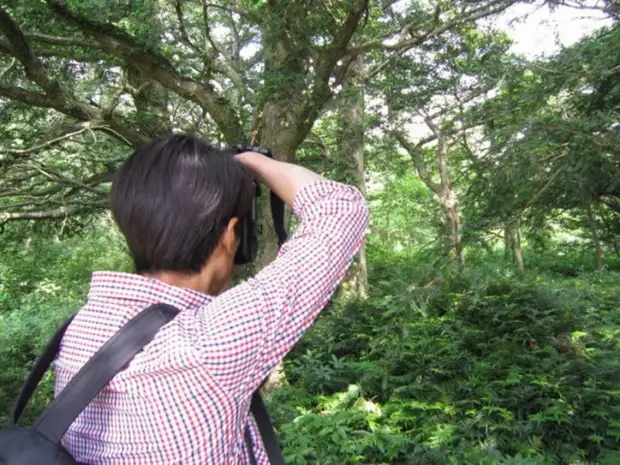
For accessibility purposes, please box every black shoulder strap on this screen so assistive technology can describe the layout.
[10,303,179,445]
[10,316,75,426]
[251,391,286,465]
[34,303,179,443]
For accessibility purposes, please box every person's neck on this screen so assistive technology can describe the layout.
[145,269,221,296]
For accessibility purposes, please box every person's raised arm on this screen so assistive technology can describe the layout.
[192,153,369,396]
[234,151,325,207]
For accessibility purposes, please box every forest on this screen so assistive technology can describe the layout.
[1,0,620,463]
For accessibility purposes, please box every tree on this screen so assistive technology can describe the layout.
[336,57,368,296]
[394,119,466,267]
[380,22,512,267]
[1,0,538,266]
[468,22,620,269]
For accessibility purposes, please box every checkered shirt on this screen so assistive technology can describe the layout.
[53,180,369,464]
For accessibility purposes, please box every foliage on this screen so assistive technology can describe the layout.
[0,0,527,230]
[0,217,131,425]
[465,24,620,241]
[270,247,620,464]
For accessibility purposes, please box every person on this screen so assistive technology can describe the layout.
[52,133,369,464]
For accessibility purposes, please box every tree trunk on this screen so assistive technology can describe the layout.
[424,119,464,269]
[504,227,512,262]
[238,0,369,390]
[253,106,301,394]
[513,226,524,274]
[442,190,464,268]
[338,58,368,298]
[586,204,604,272]
[505,220,524,273]
[602,212,620,257]
[254,102,302,269]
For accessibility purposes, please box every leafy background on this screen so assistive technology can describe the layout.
[1,0,620,464]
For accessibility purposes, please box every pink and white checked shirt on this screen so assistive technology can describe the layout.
[53,180,369,464]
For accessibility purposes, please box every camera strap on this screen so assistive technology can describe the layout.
[270,191,287,247]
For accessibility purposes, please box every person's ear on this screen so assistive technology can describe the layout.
[221,217,239,256]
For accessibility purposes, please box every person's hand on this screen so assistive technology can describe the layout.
[235,151,267,183]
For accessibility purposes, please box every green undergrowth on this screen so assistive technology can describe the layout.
[0,220,131,425]
[268,247,620,464]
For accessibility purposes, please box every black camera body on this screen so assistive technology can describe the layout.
[234,178,261,265]
[230,145,282,265]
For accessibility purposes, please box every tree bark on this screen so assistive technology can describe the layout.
[250,0,368,271]
[602,211,620,257]
[513,225,524,274]
[338,58,368,298]
[442,188,464,268]
[239,1,368,392]
[586,204,604,272]
[504,220,524,273]
[504,227,512,262]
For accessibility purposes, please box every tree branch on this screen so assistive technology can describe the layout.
[0,8,62,94]
[1,123,96,156]
[47,0,247,144]
[12,162,107,196]
[352,1,442,55]
[362,0,512,79]
[199,13,255,103]
[300,0,369,137]
[0,8,147,148]
[393,130,441,193]
[0,83,144,147]
[0,84,57,107]
[392,0,509,51]
[0,183,62,199]
[203,2,258,22]
[0,56,15,81]
[425,117,450,193]
[0,202,107,224]
[522,167,564,212]
[27,33,97,48]
[1,35,115,62]
[173,0,205,56]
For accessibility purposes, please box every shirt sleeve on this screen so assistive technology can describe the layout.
[192,180,369,395]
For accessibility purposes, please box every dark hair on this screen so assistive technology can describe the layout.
[110,133,254,274]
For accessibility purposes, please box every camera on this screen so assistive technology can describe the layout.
[234,178,261,265]
[228,145,287,265]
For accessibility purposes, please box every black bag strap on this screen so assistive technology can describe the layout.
[34,303,179,443]
[10,316,75,426]
[9,303,178,444]
[270,191,287,247]
[251,391,286,465]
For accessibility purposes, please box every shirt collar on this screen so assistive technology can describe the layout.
[87,271,211,314]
